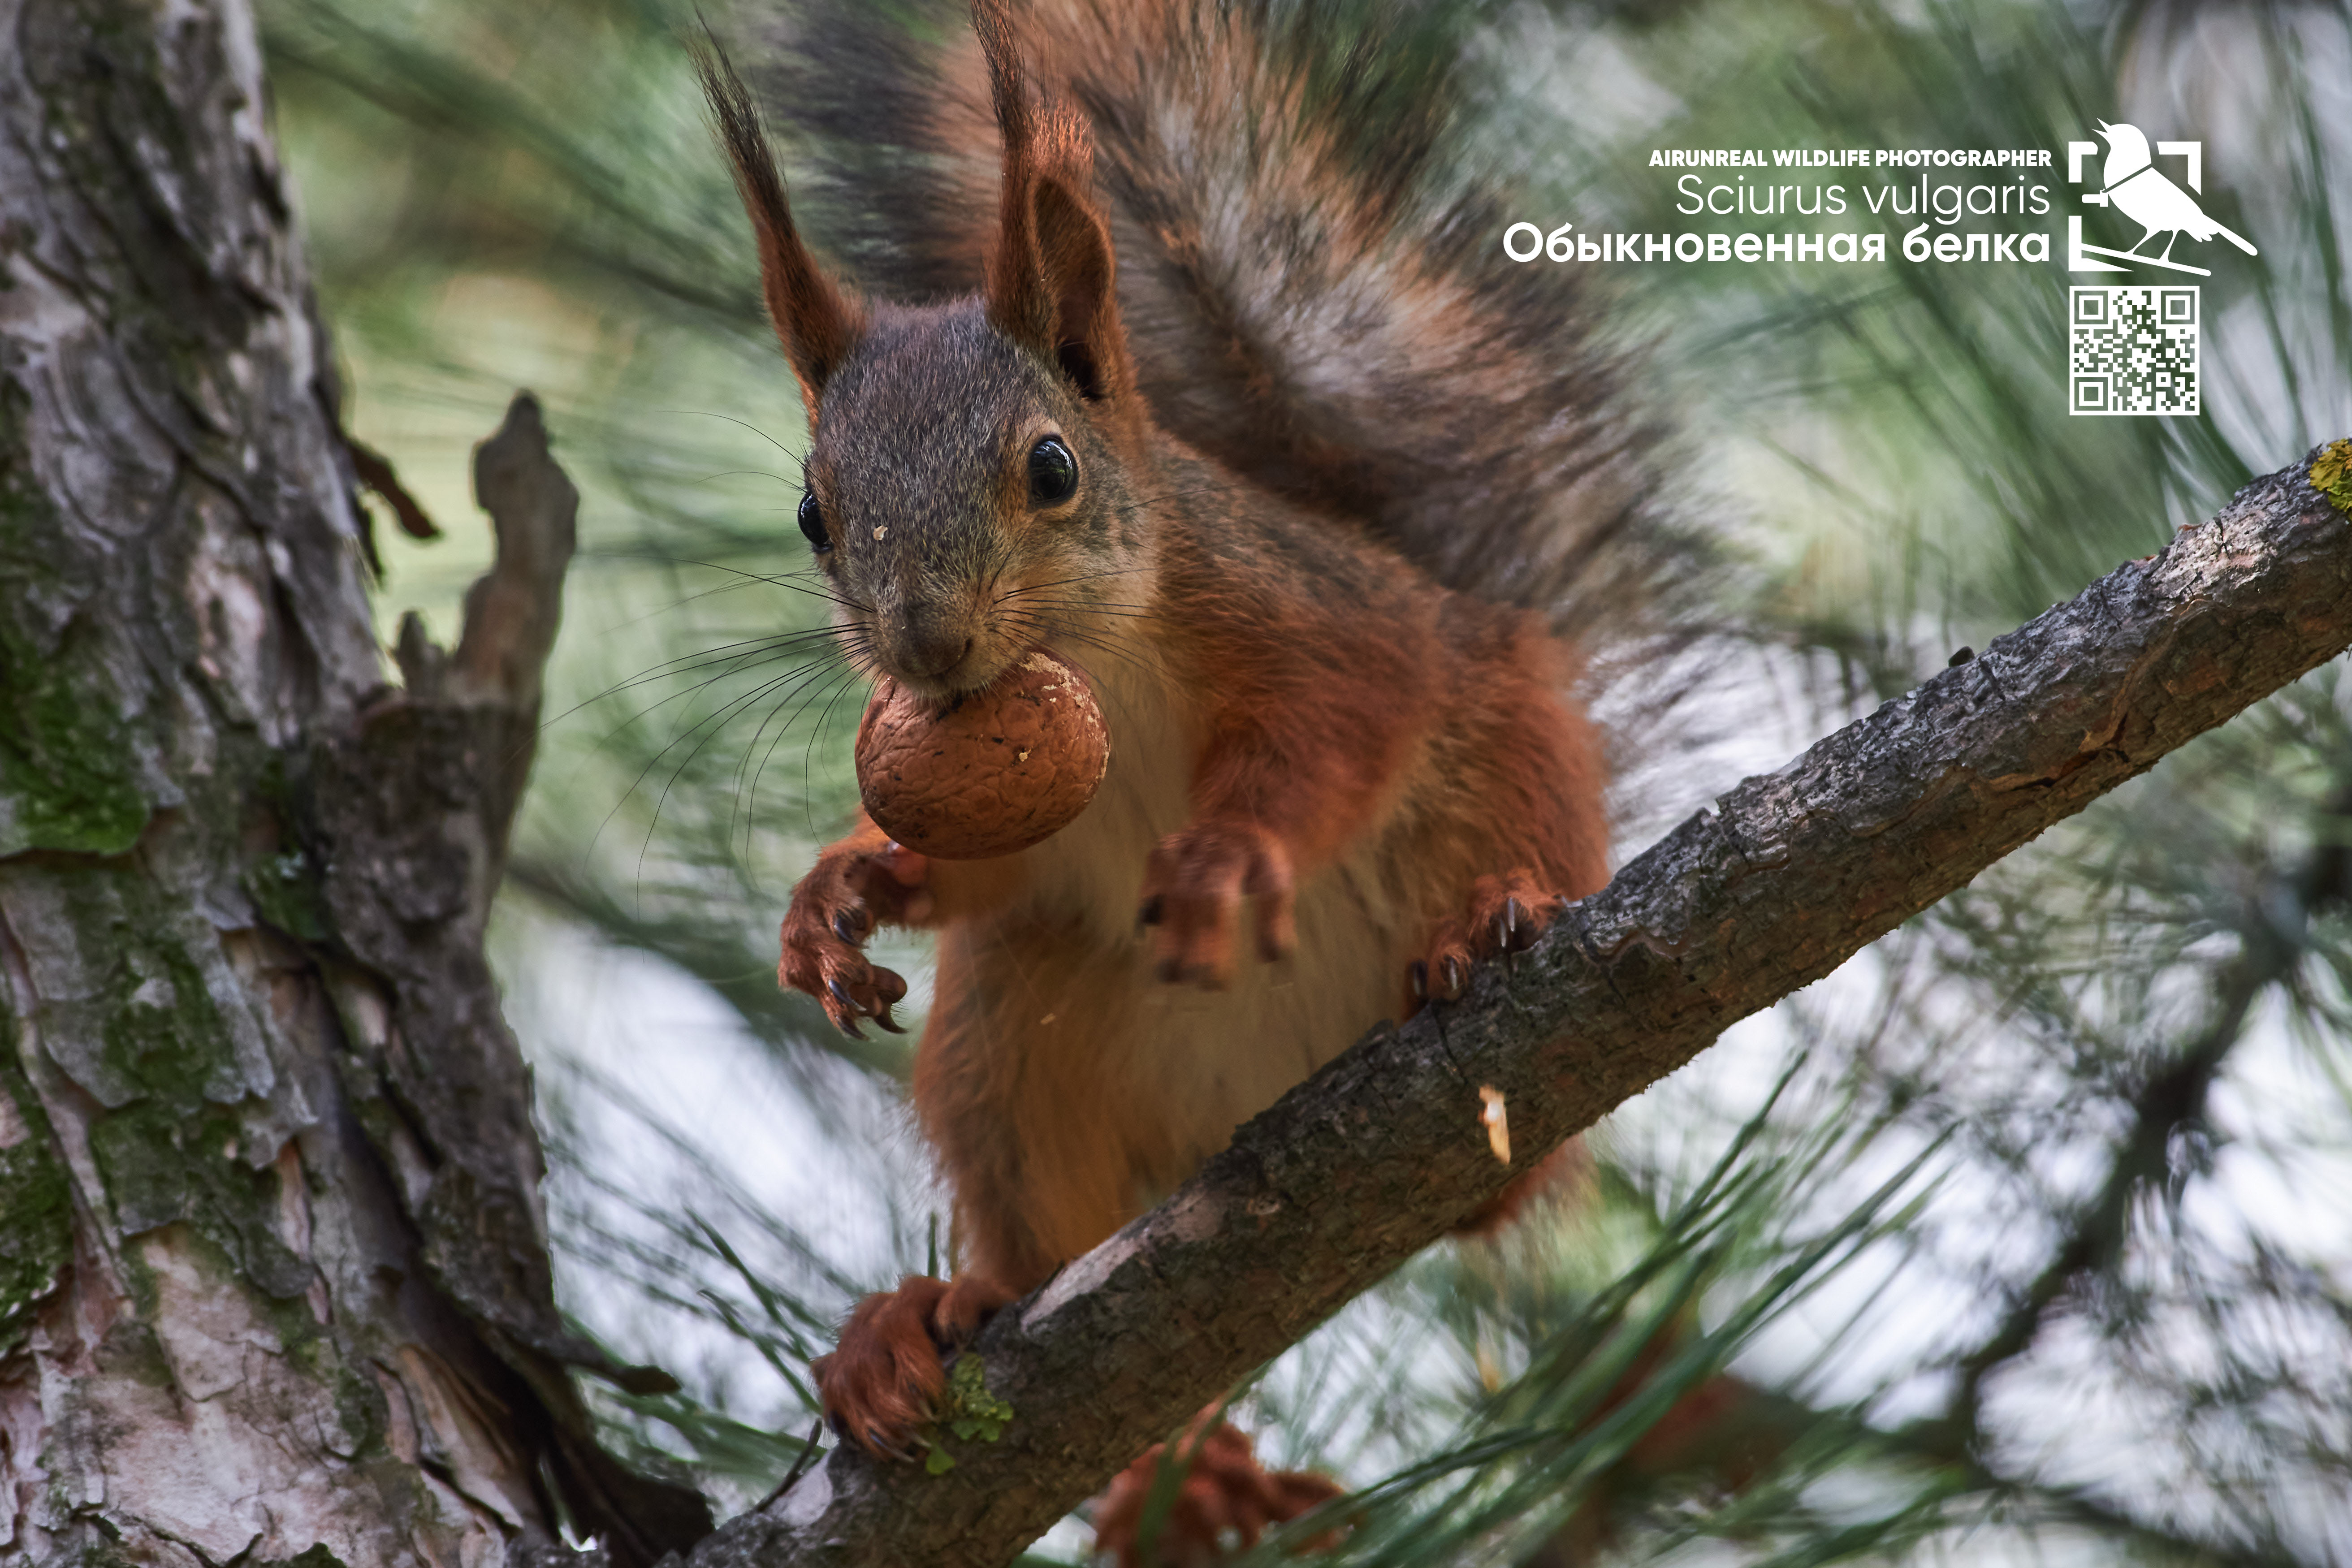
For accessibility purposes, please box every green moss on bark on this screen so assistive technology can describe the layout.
[245,849,333,943]
[0,648,149,855]
[0,1050,73,1356]
[88,1101,311,1298]
[0,376,149,856]
[270,1548,351,1568]
[255,1239,389,1459]
[35,872,313,1300]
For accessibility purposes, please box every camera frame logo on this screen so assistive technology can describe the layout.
[2063,123,2256,418]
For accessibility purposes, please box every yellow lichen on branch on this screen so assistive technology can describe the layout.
[2310,440,2352,516]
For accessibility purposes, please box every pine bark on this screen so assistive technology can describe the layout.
[0,2,703,1563]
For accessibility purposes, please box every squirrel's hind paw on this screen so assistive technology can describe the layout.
[810,1273,1012,1460]
[1094,1418,1344,1567]
[1405,870,1567,1016]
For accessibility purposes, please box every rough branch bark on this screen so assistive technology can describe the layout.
[682,451,2352,1568]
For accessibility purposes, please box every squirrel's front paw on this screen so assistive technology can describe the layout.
[811,1274,1012,1460]
[1406,868,1566,1014]
[1138,821,1294,989]
[779,840,930,1037]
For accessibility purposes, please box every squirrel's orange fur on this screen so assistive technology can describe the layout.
[698,0,1671,1548]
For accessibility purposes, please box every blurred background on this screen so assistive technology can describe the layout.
[258,0,2352,1561]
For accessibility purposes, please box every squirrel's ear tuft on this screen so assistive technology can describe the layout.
[976,0,1133,405]
[693,35,862,418]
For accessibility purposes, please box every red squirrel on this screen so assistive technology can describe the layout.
[697,0,1674,1546]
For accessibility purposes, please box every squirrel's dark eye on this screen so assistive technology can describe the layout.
[1028,436,1078,504]
[797,491,831,551]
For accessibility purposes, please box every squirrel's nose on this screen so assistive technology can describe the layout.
[887,607,973,680]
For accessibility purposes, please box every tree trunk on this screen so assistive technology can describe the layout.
[0,2,704,1563]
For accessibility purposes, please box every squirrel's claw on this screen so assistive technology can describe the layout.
[1139,820,1295,989]
[825,978,870,1039]
[1495,894,1544,978]
[781,835,930,1037]
[817,965,909,1037]
[1405,871,1567,1019]
[873,1435,922,1465]
[1496,895,1544,956]
[868,967,911,1034]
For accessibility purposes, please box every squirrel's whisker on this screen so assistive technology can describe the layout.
[688,468,801,489]
[540,630,842,737]
[732,655,845,804]
[799,665,874,829]
[651,406,800,463]
[994,599,1165,623]
[583,549,874,614]
[593,628,877,844]
[994,566,1147,596]
[994,617,1156,682]
[591,660,818,868]
[741,662,869,863]
[574,644,848,765]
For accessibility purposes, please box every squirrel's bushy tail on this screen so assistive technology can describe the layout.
[739,0,1688,636]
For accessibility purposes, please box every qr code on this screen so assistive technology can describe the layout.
[2070,287,2198,416]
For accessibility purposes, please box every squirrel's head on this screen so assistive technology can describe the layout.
[696,7,1149,701]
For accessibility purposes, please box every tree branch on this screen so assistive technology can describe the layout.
[681,449,2352,1568]
[311,394,712,1560]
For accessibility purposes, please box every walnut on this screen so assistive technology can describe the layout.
[854,651,1111,860]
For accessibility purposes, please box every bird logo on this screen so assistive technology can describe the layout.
[2069,122,2256,276]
